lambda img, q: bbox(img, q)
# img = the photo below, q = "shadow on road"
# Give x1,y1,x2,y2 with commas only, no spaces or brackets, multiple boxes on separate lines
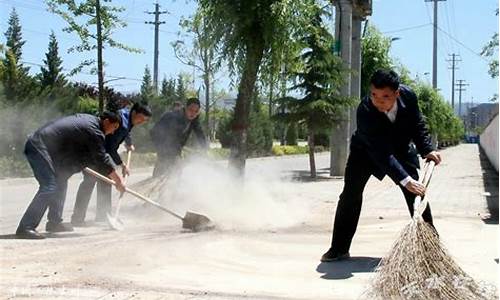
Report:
316,256,381,280
0,232,86,239
478,146,498,224
285,168,343,182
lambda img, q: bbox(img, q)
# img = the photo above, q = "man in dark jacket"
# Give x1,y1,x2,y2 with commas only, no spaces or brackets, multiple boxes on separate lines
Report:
321,69,442,262
71,102,152,225
150,97,207,177
16,112,126,239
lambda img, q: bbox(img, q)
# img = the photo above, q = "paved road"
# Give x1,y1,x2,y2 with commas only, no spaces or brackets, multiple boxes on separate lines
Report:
0,144,497,299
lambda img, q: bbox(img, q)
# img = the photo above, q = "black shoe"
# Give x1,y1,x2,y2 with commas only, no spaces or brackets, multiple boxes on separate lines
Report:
320,248,350,262
16,228,45,239
46,222,74,233
71,219,95,227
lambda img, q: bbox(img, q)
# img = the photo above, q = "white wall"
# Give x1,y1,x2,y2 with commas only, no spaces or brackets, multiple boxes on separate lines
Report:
480,114,499,172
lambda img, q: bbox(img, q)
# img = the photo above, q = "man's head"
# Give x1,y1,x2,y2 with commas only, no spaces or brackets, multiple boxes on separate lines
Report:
172,101,183,111
184,97,201,121
100,111,121,135
130,102,152,126
369,69,400,113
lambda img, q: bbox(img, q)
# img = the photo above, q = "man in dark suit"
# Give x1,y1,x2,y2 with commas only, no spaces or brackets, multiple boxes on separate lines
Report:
16,112,127,239
71,102,152,225
321,69,442,262
150,97,207,177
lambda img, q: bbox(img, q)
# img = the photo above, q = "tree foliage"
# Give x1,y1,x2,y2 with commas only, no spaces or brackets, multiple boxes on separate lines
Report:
360,25,393,98
198,0,326,175
275,6,352,178
40,31,66,89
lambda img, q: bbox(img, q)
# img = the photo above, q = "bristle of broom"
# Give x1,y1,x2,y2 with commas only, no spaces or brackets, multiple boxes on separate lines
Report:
366,217,497,300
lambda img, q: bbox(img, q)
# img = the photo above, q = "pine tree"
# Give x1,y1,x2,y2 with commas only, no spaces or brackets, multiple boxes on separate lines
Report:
160,76,177,108
275,7,351,178
40,31,65,89
2,8,28,102
4,8,25,63
160,77,168,99
175,74,186,103
140,65,154,102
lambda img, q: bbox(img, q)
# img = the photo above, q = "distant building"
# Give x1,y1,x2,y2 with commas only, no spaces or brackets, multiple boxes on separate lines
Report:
465,102,499,135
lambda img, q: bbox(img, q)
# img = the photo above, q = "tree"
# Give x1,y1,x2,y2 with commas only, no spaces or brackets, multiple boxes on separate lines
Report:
275,7,351,178
140,65,154,102
198,0,321,176
160,76,176,109
2,8,29,103
175,74,187,103
4,8,25,64
414,82,464,145
47,0,141,113
360,25,393,98
247,96,273,157
40,31,66,89
481,9,499,80
174,9,221,137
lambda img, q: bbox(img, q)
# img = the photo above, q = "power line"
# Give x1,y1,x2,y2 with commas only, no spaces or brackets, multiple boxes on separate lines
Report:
436,26,488,61
381,23,431,34
20,60,142,82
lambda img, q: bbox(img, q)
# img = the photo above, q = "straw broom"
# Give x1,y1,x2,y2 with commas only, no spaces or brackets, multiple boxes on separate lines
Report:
368,161,497,300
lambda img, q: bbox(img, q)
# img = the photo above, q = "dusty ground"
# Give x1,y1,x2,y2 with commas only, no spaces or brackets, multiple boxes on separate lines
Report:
0,144,498,299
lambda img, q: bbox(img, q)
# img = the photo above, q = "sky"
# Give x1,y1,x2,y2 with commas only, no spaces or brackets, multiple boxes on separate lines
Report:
0,0,498,105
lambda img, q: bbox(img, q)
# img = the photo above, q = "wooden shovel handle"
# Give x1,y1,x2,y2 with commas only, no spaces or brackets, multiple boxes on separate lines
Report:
84,167,184,220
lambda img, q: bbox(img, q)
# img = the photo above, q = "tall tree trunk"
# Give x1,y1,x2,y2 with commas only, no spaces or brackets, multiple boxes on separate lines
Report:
229,34,265,177
268,75,274,117
308,127,316,178
203,71,210,139
95,0,104,114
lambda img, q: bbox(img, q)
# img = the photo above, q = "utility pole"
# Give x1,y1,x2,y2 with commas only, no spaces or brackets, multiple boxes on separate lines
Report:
447,53,461,110
145,2,167,95
455,79,469,117
330,0,352,176
425,0,446,90
95,0,105,113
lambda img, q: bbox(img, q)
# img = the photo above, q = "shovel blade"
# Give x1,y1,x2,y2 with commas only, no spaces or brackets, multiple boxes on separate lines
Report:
107,213,124,231
182,211,214,232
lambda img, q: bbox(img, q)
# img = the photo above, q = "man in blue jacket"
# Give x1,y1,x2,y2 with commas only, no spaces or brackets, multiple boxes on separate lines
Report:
16,112,127,239
71,102,152,225
150,97,207,177
321,69,442,262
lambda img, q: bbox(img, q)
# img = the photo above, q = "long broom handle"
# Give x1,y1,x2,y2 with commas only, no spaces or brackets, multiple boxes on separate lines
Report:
84,167,184,221
413,160,436,217
113,150,132,217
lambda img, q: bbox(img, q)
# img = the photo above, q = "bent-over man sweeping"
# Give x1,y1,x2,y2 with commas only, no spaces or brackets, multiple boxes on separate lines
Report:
16,112,126,239
321,69,442,262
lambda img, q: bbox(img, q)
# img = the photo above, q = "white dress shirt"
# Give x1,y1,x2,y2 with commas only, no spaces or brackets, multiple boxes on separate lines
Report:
385,102,412,187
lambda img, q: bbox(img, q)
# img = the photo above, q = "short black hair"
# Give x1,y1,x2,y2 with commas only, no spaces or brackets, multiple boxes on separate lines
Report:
370,69,400,91
100,110,121,124
131,101,152,117
186,97,201,107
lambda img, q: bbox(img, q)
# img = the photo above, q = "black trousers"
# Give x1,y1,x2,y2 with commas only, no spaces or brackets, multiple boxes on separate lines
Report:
71,171,112,223
329,150,434,255
18,141,68,231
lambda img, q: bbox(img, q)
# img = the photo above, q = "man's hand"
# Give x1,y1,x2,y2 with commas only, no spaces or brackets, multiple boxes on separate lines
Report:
425,151,442,165
405,178,426,196
108,170,126,196
121,164,130,177
126,144,135,152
